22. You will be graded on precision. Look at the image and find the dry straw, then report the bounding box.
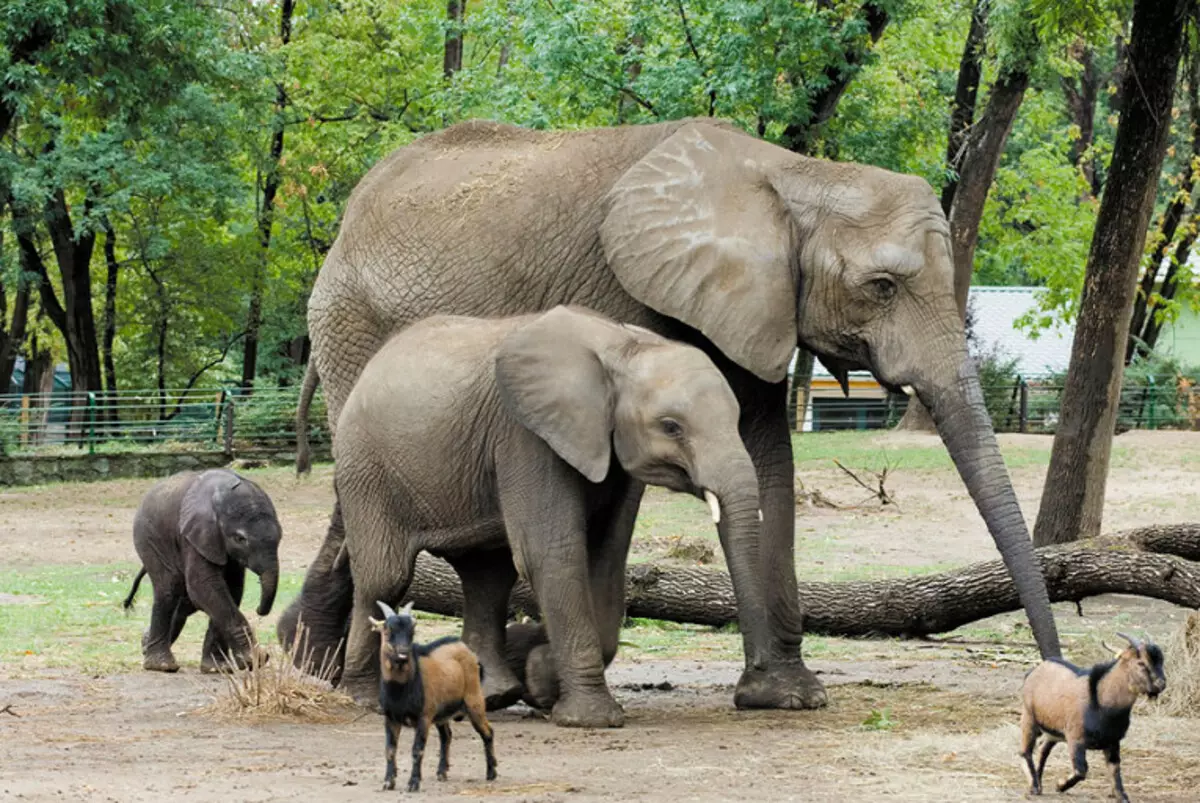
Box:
[1151,612,1200,717]
[196,620,358,724]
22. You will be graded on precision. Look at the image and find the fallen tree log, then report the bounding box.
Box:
[405,524,1200,638]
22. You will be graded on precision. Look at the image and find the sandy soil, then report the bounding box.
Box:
[2,430,1200,801]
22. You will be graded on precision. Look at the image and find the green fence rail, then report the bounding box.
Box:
[0,385,329,456]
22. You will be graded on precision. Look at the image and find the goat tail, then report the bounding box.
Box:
[123,567,147,610]
[295,359,319,475]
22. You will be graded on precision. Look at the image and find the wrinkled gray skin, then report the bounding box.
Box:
[127,469,281,673]
[284,117,1061,716]
[335,306,765,727]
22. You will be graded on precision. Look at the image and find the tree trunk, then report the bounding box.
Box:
[400,523,1200,637]
[781,3,889,155]
[1062,41,1101,198]
[1033,0,1190,548]
[100,217,119,425]
[1127,54,1200,364]
[443,0,464,79]
[939,0,988,215]
[787,349,814,430]
[43,190,102,398]
[147,267,169,421]
[900,65,1029,432]
[242,0,295,392]
[22,320,53,447]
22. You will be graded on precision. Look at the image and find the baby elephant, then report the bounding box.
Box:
[336,304,768,729]
[123,469,282,673]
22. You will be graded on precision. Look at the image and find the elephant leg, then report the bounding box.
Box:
[201,563,248,674]
[732,380,828,711]
[344,540,417,707]
[184,552,256,666]
[498,452,623,729]
[447,549,523,710]
[167,596,197,645]
[521,481,643,711]
[142,582,186,672]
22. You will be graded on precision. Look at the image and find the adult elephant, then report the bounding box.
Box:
[282,117,1062,712]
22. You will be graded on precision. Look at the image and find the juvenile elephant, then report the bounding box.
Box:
[335,306,766,727]
[123,469,281,673]
[284,117,1062,713]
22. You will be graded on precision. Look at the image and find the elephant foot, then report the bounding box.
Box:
[201,646,269,674]
[142,651,179,673]
[734,662,828,710]
[551,691,625,728]
[342,676,382,712]
[481,664,524,711]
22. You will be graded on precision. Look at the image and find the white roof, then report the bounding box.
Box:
[810,286,1074,380]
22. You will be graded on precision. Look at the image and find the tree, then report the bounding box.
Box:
[898,0,1034,431]
[1033,0,1192,547]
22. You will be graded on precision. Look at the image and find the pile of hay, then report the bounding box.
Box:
[1152,612,1200,717]
[197,626,358,724]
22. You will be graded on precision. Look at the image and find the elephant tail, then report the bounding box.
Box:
[123,567,147,610]
[296,360,319,475]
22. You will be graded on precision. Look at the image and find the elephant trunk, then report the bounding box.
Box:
[917,347,1061,659]
[698,450,770,671]
[255,564,279,617]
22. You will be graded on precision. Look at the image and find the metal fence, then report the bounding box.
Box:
[0,385,328,456]
[797,377,1200,433]
[0,376,1196,456]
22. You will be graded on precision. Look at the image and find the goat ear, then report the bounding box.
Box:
[369,617,386,633]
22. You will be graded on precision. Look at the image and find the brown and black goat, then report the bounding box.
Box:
[1019,632,1166,802]
[371,600,497,793]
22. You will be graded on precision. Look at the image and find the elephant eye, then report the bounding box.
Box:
[660,418,683,438]
[868,277,897,302]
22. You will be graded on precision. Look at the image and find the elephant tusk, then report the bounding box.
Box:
[704,490,721,525]
[902,384,915,397]
[757,509,764,522]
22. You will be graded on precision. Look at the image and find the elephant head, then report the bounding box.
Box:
[599,122,1060,659]
[182,470,282,617]
[494,305,770,667]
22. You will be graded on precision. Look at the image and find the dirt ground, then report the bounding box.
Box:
[2,430,1200,801]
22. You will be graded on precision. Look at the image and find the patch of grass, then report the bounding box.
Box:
[860,707,896,731]
[790,430,1052,472]
[0,564,307,675]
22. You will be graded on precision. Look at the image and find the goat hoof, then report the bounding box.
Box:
[734,664,828,710]
[486,768,497,782]
[436,772,448,782]
[142,653,179,673]
[406,779,420,792]
[551,693,624,728]
[382,779,395,791]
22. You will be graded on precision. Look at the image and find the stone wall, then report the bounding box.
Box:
[0,449,330,487]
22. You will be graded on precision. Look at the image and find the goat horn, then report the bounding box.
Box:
[400,601,414,617]
[1116,632,1141,649]
[376,600,397,619]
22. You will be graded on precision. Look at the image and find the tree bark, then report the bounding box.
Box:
[100,217,119,425]
[1127,54,1200,364]
[940,0,988,215]
[42,189,103,398]
[1034,0,1190,548]
[781,3,889,155]
[242,0,295,392]
[401,524,1200,637]
[1062,41,1101,198]
[899,64,1030,432]
[443,0,464,79]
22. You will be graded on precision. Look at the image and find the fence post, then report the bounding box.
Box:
[86,392,97,455]
[223,393,235,457]
[1147,376,1157,430]
[1018,379,1029,433]
[214,389,227,445]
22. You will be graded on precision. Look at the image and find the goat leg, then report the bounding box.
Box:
[408,716,429,792]
[382,720,400,791]
[1105,745,1129,803]
[436,722,452,781]
[1057,742,1088,793]
[1034,739,1057,794]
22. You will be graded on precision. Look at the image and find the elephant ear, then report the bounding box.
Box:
[600,122,798,383]
[495,307,623,484]
[180,474,233,566]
